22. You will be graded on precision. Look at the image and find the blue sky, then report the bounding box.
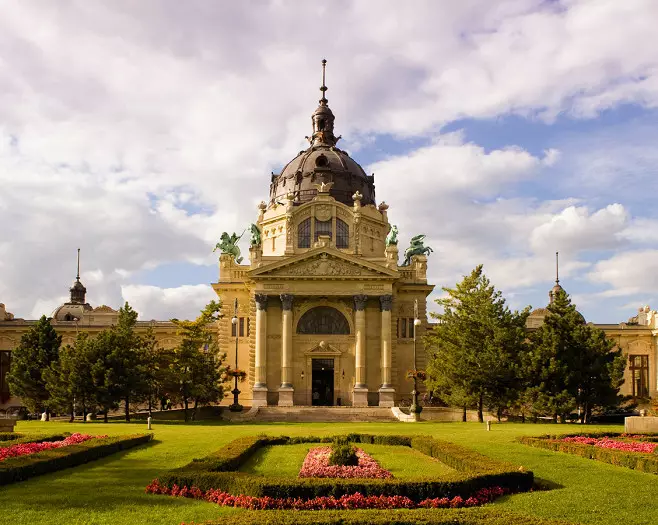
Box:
[1,1,657,322]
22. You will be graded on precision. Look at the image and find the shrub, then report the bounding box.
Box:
[187,508,578,525]
[329,444,359,466]
[0,433,152,485]
[0,433,70,447]
[519,434,658,474]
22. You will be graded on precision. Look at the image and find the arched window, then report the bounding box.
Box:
[297,307,350,334]
[315,220,332,241]
[336,219,349,248]
[298,218,311,248]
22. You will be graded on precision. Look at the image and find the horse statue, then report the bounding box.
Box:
[213,231,244,264]
[385,224,399,246]
[403,234,433,266]
[248,223,262,248]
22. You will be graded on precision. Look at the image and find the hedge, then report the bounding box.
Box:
[0,433,153,485]
[0,433,70,447]
[519,434,658,474]
[155,434,533,501]
[193,508,577,525]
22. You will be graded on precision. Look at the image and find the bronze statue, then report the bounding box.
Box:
[403,234,433,266]
[214,232,244,264]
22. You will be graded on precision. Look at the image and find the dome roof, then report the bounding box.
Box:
[269,59,375,207]
[53,303,91,322]
[271,145,375,207]
[530,307,549,316]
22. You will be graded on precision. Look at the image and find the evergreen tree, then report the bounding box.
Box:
[6,316,62,419]
[526,289,626,423]
[426,265,530,422]
[169,301,228,421]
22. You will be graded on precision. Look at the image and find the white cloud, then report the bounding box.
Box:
[121,284,217,321]
[587,250,658,296]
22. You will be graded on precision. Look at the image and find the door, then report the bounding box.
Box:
[311,358,334,406]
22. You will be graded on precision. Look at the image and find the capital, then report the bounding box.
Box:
[280,294,294,311]
[353,294,368,311]
[379,295,393,312]
[255,294,268,311]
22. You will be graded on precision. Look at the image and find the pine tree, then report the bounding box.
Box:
[169,301,228,421]
[6,316,62,419]
[426,265,530,422]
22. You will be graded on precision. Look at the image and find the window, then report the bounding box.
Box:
[314,220,332,241]
[0,351,10,404]
[297,307,350,334]
[239,317,245,337]
[298,218,311,248]
[231,321,237,337]
[336,219,349,248]
[397,318,415,339]
[232,317,250,338]
[630,355,649,398]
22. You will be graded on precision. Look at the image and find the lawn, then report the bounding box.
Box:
[0,420,655,525]
[239,442,455,478]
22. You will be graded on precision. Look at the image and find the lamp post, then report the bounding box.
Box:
[410,299,423,415]
[229,298,243,412]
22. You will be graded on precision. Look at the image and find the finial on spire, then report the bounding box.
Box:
[76,248,81,281]
[320,58,328,104]
[555,251,559,284]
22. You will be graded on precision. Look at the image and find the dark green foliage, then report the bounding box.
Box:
[6,316,62,416]
[200,508,578,525]
[154,434,533,501]
[328,443,358,466]
[519,434,658,474]
[0,433,69,447]
[524,289,627,423]
[0,433,152,485]
[426,266,530,422]
[0,433,20,442]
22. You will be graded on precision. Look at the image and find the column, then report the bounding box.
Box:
[378,295,395,407]
[353,294,368,407]
[253,293,268,406]
[278,294,294,406]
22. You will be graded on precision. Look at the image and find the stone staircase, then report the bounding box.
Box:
[248,406,399,423]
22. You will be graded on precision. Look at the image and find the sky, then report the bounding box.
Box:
[1,0,658,323]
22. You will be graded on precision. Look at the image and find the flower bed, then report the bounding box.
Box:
[146,478,507,510]
[559,436,658,454]
[0,433,152,485]
[0,433,103,461]
[519,433,658,474]
[299,447,392,479]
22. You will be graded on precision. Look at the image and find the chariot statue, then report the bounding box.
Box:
[249,223,262,248]
[214,231,244,264]
[385,225,399,246]
[403,234,433,266]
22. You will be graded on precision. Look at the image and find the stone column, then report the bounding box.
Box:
[353,294,368,407]
[253,293,268,406]
[278,294,294,406]
[378,295,395,407]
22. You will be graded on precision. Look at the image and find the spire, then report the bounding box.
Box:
[310,58,337,146]
[69,248,87,305]
[549,251,564,304]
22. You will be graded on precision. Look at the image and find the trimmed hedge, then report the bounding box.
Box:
[0,433,153,485]
[155,434,533,501]
[519,434,658,474]
[0,433,70,447]
[194,508,577,525]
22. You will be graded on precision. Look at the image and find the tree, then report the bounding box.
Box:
[169,301,228,421]
[526,289,626,423]
[7,316,62,419]
[426,265,530,422]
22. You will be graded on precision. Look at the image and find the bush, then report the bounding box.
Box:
[519,434,658,474]
[0,433,70,447]
[153,434,533,502]
[329,444,358,466]
[192,508,578,525]
[0,433,152,485]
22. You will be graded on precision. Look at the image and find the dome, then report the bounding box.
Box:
[530,307,549,316]
[269,60,376,207]
[270,145,375,207]
[53,303,91,322]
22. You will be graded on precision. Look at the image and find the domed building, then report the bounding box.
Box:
[213,62,434,407]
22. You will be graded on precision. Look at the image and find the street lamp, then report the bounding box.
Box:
[228,298,243,412]
[410,299,423,416]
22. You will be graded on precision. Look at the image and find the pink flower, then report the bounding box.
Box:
[298,447,393,479]
[0,433,104,462]
[560,436,657,454]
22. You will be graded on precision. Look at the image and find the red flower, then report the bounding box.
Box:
[0,433,104,462]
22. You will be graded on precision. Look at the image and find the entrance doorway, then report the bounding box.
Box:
[311,358,334,406]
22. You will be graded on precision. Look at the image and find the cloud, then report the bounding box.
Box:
[121,284,217,321]
[587,250,658,296]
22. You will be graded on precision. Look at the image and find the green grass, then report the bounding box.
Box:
[239,443,455,478]
[0,420,654,525]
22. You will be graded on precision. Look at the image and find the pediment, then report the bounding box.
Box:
[249,248,397,280]
[304,342,342,356]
